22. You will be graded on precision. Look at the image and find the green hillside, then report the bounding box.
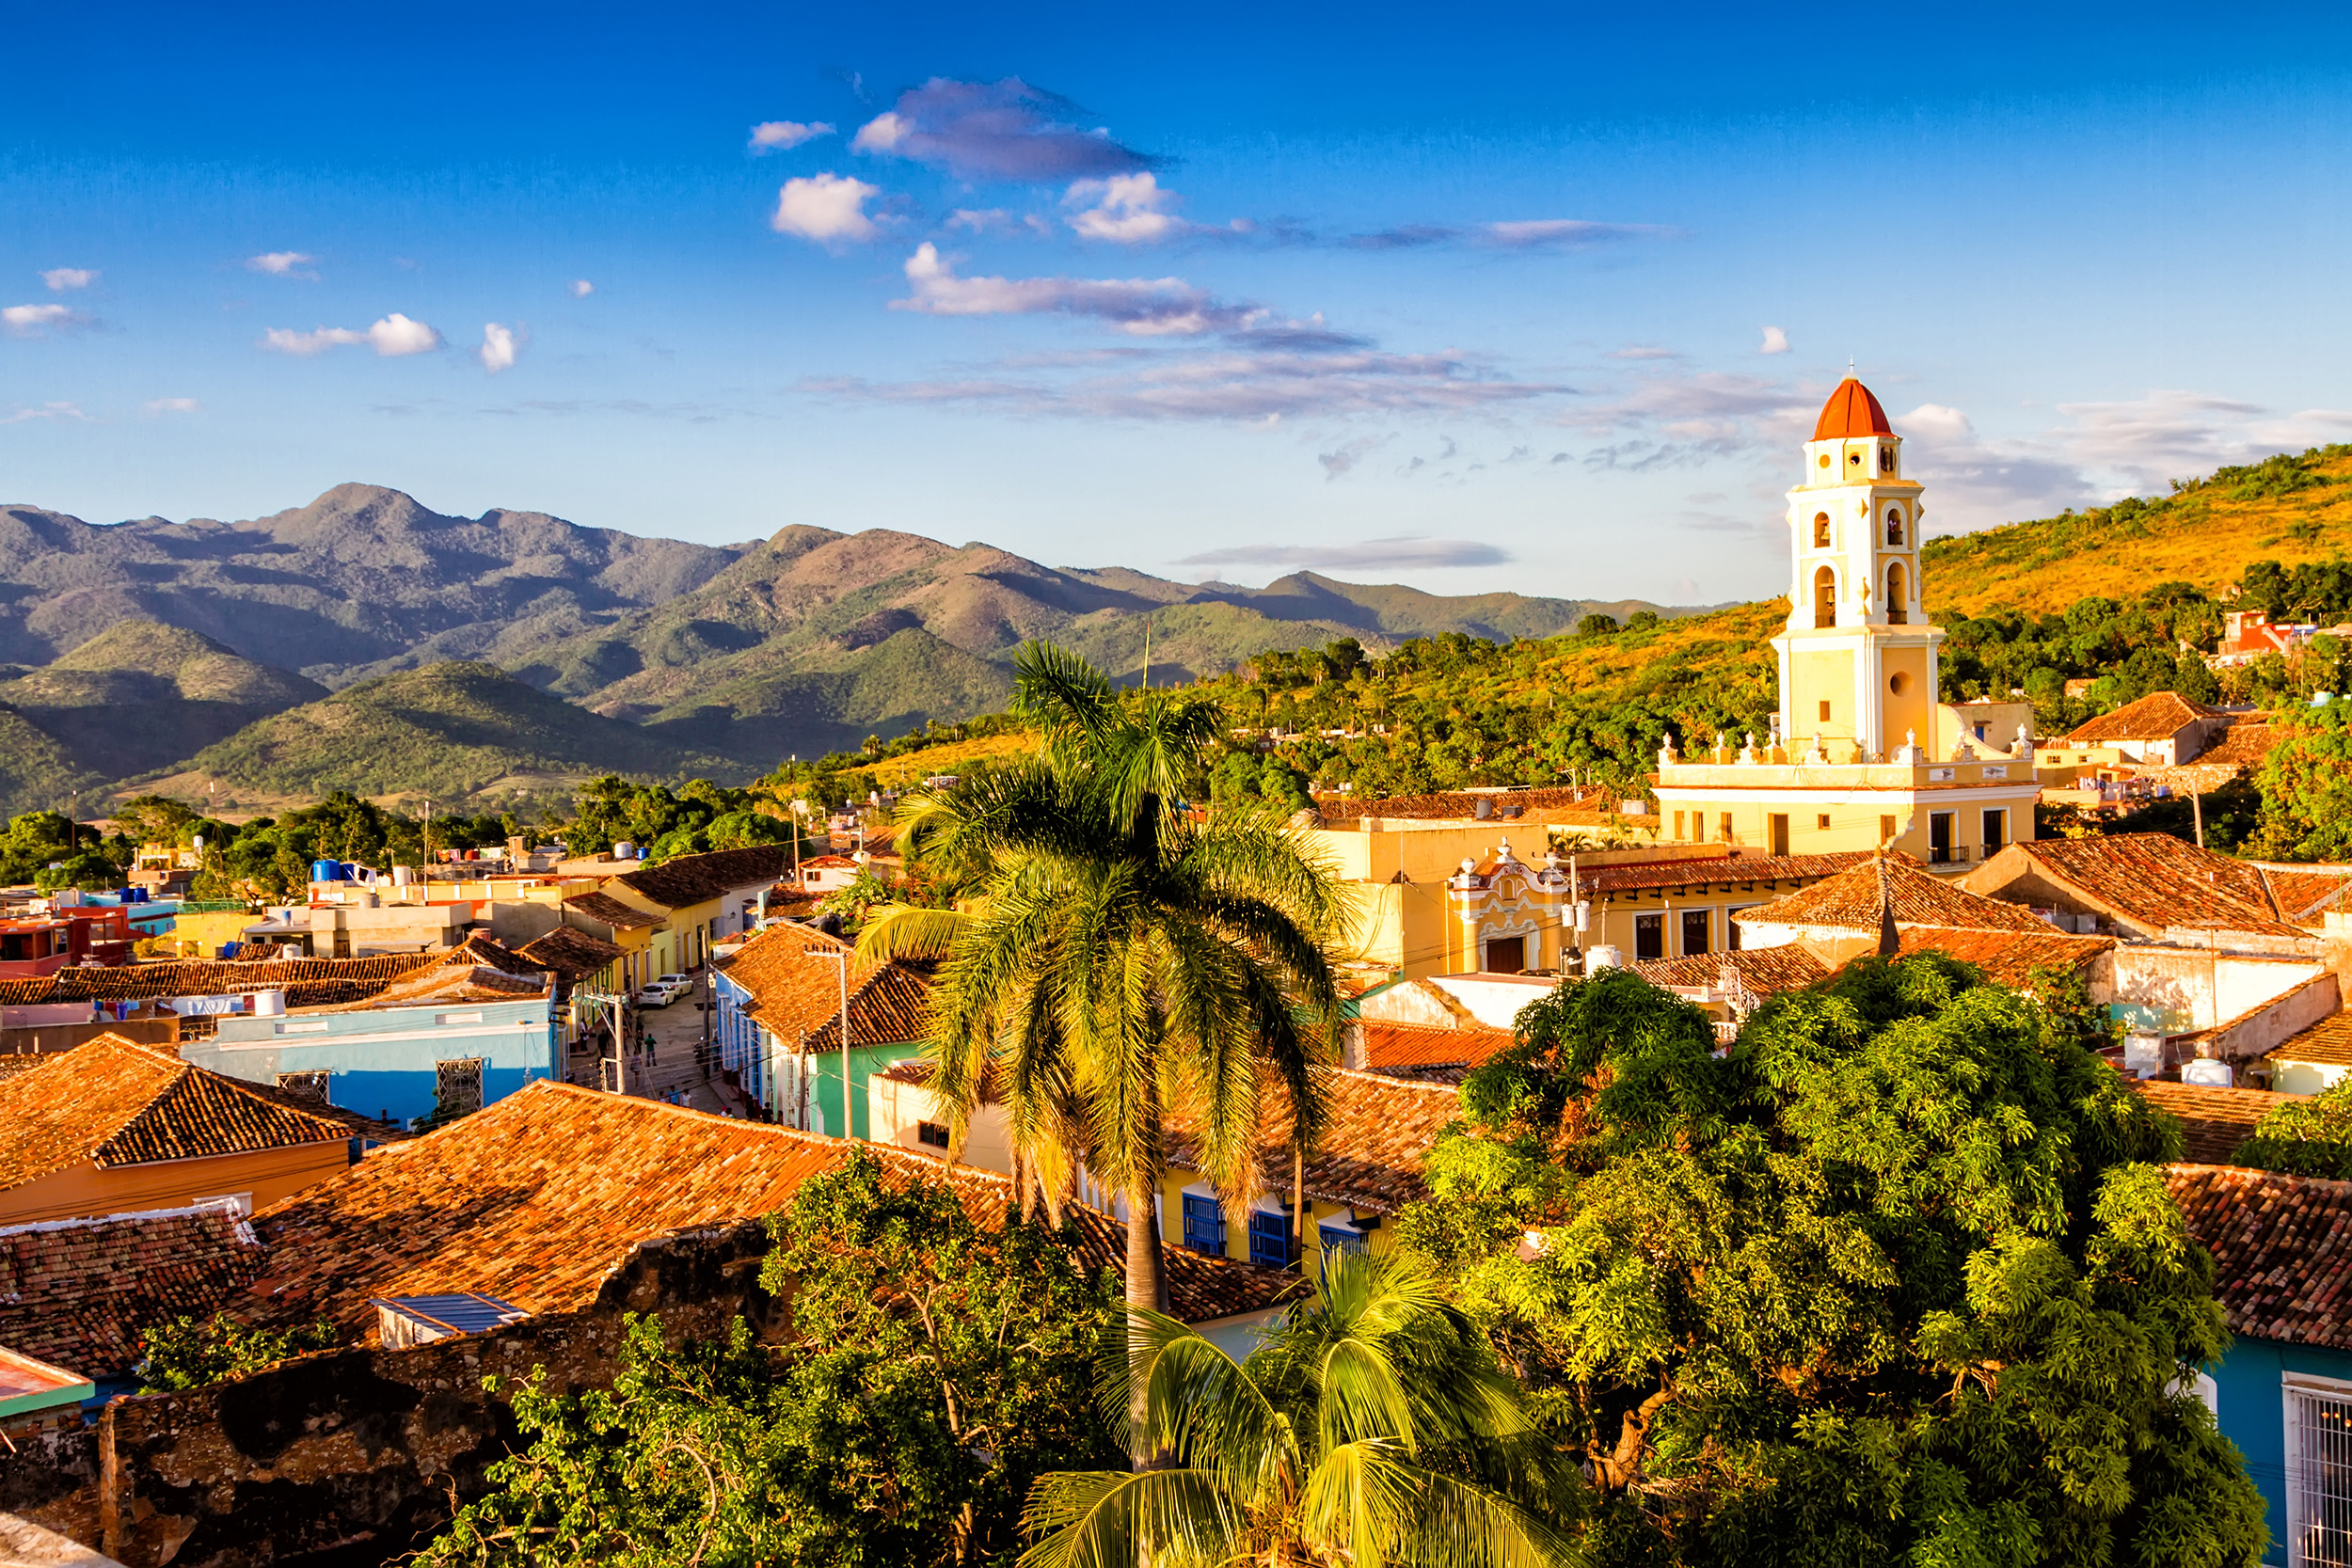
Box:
[0,708,103,819]
[0,620,327,779]
[146,661,743,801]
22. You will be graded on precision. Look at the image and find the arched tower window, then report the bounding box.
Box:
[1812,513,1831,548]
[1885,508,1904,546]
[1879,446,1896,474]
[1813,565,1836,629]
[1885,562,1907,625]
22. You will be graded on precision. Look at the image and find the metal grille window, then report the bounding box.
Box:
[435,1057,485,1117]
[1181,1194,1226,1256]
[916,1121,950,1149]
[1318,1224,1367,1256]
[275,1069,329,1103]
[2290,1376,2352,1567]
[1248,1210,1295,1269]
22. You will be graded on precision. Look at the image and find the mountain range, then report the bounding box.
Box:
[0,483,1673,813]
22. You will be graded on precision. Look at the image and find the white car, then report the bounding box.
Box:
[656,973,695,992]
[634,984,679,1008]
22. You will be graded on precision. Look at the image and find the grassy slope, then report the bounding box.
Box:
[0,708,103,818]
[0,619,331,781]
[151,661,744,800]
[1923,448,2352,618]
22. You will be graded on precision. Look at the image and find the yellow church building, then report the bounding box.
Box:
[1650,378,2042,871]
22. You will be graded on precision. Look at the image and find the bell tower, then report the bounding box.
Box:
[1772,377,1940,761]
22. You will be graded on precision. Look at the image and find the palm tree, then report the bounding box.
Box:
[865,642,1348,1322]
[1022,1248,1581,1567]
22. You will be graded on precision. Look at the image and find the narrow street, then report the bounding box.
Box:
[562,971,757,1117]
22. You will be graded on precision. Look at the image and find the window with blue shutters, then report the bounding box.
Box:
[1318,1224,1367,1256]
[1181,1193,1226,1255]
[1248,1209,1295,1269]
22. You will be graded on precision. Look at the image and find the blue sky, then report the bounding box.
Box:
[5,1,2351,605]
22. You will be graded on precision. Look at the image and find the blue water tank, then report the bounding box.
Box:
[123,887,149,904]
[310,860,345,882]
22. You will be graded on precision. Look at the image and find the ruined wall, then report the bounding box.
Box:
[9,1220,785,1568]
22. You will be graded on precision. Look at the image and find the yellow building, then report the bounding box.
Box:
[1652,378,2042,871]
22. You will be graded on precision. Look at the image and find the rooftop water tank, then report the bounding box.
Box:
[311,860,346,883]
[249,991,286,1018]
[613,841,636,861]
[1585,944,1624,973]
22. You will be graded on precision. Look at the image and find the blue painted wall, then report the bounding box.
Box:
[2210,1335,2352,1565]
[186,996,557,1128]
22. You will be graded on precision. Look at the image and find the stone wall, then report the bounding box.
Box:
[9,1219,784,1568]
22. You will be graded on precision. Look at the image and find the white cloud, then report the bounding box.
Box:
[1480,219,1664,247]
[367,313,441,356]
[479,322,518,373]
[946,208,1051,237]
[750,119,834,151]
[1316,434,1391,480]
[262,325,367,356]
[247,251,318,277]
[1758,325,1789,355]
[145,397,199,413]
[809,344,1570,422]
[771,173,882,243]
[570,278,595,297]
[1,401,87,424]
[40,268,96,292]
[3,303,87,335]
[1898,403,1973,442]
[1065,173,1182,244]
[1175,536,1510,572]
[261,313,442,357]
[850,110,911,155]
[893,243,1242,335]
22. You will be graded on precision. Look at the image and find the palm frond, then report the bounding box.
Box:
[853,904,969,961]
[1019,1467,1241,1568]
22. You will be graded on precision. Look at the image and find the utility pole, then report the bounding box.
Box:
[832,945,856,1143]
[2192,788,2205,849]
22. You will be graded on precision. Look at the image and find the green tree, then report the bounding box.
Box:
[2233,1078,2352,1178]
[875,643,1348,1340]
[1023,1248,1579,1568]
[420,1151,1116,1567]
[1393,959,2267,1567]
[2252,699,2352,860]
[138,1313,335,1391]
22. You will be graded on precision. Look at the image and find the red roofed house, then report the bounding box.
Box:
[794,853,863,895]
[711,921,932,1137]
[0,1035,385,1225]
[2166,1163,2352,1559]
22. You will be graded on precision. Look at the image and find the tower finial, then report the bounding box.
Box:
[1848,355,1856,376]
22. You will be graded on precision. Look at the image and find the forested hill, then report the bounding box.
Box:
[1924,445,2352,618]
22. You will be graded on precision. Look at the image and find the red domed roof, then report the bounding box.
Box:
[1813,378,1892,440]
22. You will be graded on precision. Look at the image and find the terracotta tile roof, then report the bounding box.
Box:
[562,891,659,931]
[2194,721,2282,770]
[2063,690,2219,745]
[2165,1163,2352,1350]
[715,922,932,1050]
[440,933,546,977]
[2264,1009,2352,1067]
[1356,1021,1514,1074]
[800,854,859,870]
[1632,944,1833,996]
[517,925,625,978]
[2255,865,2352,924]
[242,1081,1289,1334]
[0,1055,46,1080]
[0,1201,265,1378]
[1165,1068,1461,1216]
[0,1036,365,1189]
[1316,785,1616,825]
[613,846,792,911]
[1882,927,2115,987]
[1583,849,1879,896]
[0,955,432,1007]
[1996,833,2308,938]
[1738,855,2052,934]
[306,961,548,1012]
[2122,1081,2290,1164]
